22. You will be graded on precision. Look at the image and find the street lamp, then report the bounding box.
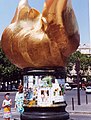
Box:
[76,58,81,105]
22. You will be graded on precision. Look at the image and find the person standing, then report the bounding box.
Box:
[2,93,12,120]
[15,85,24,114]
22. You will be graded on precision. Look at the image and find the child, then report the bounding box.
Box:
[2,93,12,120]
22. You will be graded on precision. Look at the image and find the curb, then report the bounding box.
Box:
[68,111,91,115]
[13,118,20,120]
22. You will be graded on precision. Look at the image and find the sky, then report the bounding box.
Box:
[0,0,89,45]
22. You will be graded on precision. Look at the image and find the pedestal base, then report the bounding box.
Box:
[21,67,69,120]
[20,102,69,120]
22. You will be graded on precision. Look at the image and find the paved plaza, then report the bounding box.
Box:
[0,108,20,120]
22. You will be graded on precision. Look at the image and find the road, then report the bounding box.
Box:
[65,89,91,120]
[0,89,90,108]
[70,114,91,120]
[65,89,91,105]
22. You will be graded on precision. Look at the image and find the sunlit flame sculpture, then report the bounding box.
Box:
[1,0,80,69]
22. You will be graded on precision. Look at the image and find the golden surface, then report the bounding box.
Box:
[1,0,80,69]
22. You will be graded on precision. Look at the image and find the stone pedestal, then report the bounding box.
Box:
[21,67,69,120]
[21,103,69,120]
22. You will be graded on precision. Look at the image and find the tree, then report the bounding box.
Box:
[0,45,21,82]
[67,51,91,70]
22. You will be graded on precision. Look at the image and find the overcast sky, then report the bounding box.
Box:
[0,0,89,44]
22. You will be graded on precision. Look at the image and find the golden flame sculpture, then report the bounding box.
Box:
[1,0,80,69]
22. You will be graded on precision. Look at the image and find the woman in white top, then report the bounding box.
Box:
[15,85,24,114]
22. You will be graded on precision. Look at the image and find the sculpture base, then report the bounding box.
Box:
[21,67,69,120]
[20,102,69,120]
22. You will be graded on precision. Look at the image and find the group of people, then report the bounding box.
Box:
[2,85,24,120]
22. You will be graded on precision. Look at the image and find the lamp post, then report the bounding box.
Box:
[76,58,81,105]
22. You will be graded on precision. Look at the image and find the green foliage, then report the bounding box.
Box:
[67,51,91,71]
[0,46,21,82]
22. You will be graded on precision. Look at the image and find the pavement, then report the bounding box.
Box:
[66,103,91,115]
[0,108,20,120]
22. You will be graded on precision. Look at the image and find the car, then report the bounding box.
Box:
[86,86,91,94]
[64,83,71,90]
